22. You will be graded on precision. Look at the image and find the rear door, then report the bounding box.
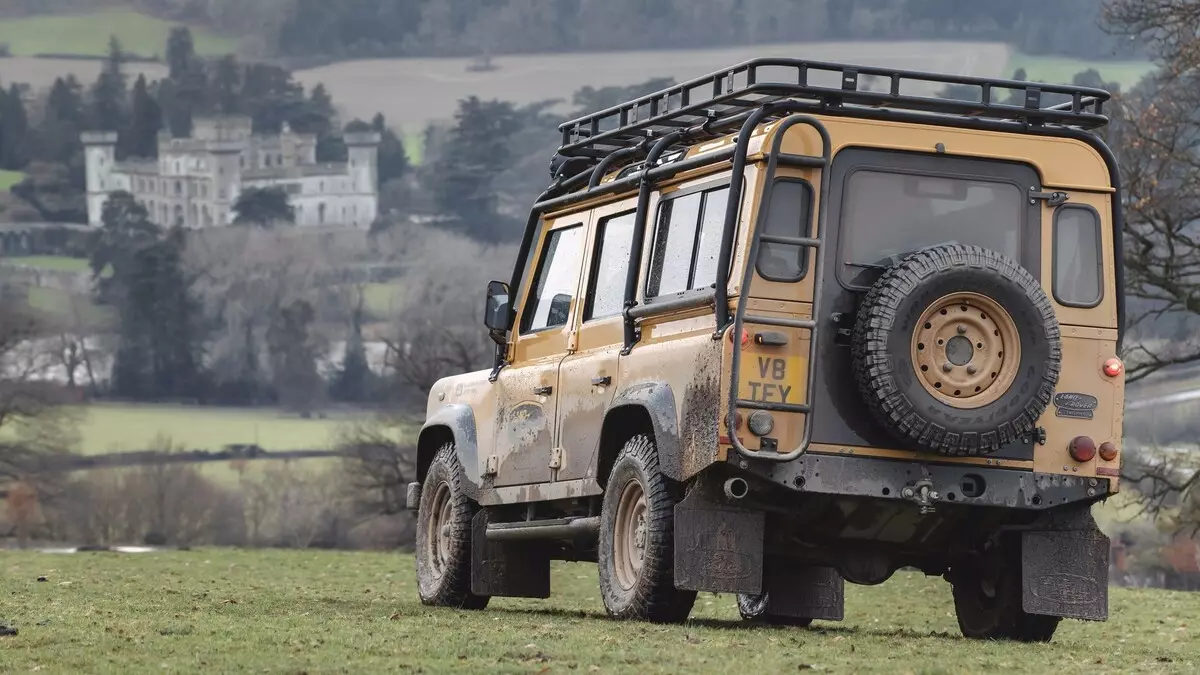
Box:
[810,148,1043,458]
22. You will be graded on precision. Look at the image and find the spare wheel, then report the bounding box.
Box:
[851,243,1061,456]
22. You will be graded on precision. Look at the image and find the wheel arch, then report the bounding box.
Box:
[418,404,481,498]
[600,382,685,484]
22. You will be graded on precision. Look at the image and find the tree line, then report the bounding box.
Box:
[266,0,1141,62]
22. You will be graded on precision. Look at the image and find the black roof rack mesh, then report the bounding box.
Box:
[556,58,1111,165]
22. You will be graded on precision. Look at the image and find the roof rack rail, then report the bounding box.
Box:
[556,57,1111,167]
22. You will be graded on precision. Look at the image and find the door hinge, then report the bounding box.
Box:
[567,330,578,353]
[549,447,564,470]
[485,455,498,476]
[1029,188,1069,207]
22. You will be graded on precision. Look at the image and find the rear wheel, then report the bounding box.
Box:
[415,443,489,610]
[950,554,1060,642]
[736,593,814,628]
[598,434,696,623]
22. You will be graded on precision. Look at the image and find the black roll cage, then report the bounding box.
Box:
[491,58,1124,382]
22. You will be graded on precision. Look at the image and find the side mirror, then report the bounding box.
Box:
[484,280,511,337]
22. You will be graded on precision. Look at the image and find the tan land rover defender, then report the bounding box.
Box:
[407,59,1125,642]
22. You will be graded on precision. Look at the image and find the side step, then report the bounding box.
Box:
[485,516,600,541]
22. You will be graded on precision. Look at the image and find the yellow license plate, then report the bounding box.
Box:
[738,354,805,406]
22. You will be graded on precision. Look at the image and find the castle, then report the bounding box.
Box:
[82,117,380,229]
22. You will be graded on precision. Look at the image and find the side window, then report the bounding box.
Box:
[585,211,636,320]
[647,185,730,298]
[1054,206,1103,307]
[521,226,585,333]
[757,179,813,282]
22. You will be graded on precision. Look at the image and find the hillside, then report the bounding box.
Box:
[0,8,236,58]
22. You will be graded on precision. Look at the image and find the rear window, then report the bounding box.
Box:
[840,170,1023,283]
[757,179,813,282]
[647,185,730,298]
[1054,206,1103,307]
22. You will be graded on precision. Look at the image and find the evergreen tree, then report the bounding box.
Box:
[37,77,87,165]
[212,55,243,115]
[90,36,129,134]
[127,75,163,158]
[0,83,30,170]
[166,27,198,82]
[233,187,296,227]
[371,113,410,185]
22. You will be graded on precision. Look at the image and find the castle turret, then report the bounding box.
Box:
[344,131,381,228]
[81,131,119,227]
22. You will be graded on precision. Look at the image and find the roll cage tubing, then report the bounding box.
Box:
[494,107,1126,391]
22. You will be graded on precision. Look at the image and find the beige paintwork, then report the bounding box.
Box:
[425,109,1124,505]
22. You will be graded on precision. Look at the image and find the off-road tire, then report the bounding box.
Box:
[736,593,815,627]
[852,243,1061,456]
[598,434,697,623]
[950,555,1061,642]
[415,443,489,610]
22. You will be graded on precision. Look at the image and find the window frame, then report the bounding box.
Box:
[643,176,742,303]
[519,223,586,336]
[755,177,816,283]
[583,208,637,323]
[1052,203,1105,309]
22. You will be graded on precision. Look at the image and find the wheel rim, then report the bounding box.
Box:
[425,481,453,579]
[911,292,1021,409]
[612,477,648,591]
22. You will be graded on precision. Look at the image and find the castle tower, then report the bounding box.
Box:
[81,131,119,227]
[344,131,381,195]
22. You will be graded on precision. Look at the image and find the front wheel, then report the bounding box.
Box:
[597,434,696,623]
[415,443,489,610]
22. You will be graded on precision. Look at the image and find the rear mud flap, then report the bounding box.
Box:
[1021,529,1109,621]
[470,511,551,598]
[764,563,845,622]
[673,487,764,594]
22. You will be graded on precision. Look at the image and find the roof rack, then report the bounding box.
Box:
[556,57,1111,166]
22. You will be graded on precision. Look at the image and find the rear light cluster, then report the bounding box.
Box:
[1068,436,1120,463]
[1103,357,1124,378]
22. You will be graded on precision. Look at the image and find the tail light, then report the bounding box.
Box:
[1102,358,1124,378]
[728,328,750,348]
[1099,442,1119,462]
[1069,436,1097,463]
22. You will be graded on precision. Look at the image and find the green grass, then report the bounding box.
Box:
[7,255,90,272]
[0,169,25,191]
[1008,52,1155,90]
[0,9,237,58]
[403,132,424,165]
[70,403,373,455]
[0,549,1196,673]
[362,282,402,320]
[25,286,113,328]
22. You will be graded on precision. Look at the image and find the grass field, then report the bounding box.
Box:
[8,255,91,272]
[69,403,373,455]
[25,286,113,327]
[1008,53,1154,89]
[0,169,25,191]
[0,549,1196,673]
[0,9,236,58]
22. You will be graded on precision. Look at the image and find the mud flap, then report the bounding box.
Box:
[1021,529,1109,621]
[673,487,764,594]
[470,511,551,598]
[762,562,845,622]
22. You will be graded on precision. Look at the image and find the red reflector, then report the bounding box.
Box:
[1099,442,1118,462]
[1069,436,1097,463]
[1102,358,1124,378]
[1096,466,1120,477]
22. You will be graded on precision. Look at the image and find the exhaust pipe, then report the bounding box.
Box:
[724,477,749,500]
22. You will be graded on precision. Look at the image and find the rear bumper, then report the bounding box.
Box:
[742,452,1109,511]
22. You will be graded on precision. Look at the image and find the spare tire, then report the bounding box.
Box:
[851,244,1061,456]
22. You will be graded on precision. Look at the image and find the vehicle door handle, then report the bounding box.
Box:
[591,376,612,386]
[534,385,553,396]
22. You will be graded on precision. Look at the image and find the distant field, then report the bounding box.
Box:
[0,169,25,191]
[8,255,90,272]
[0,9,236,58]
[1,548,1197,673]
[25,286,112,327]
[68,403,375,455]
[296,41,1012,141]
[1008,53,1154,89]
